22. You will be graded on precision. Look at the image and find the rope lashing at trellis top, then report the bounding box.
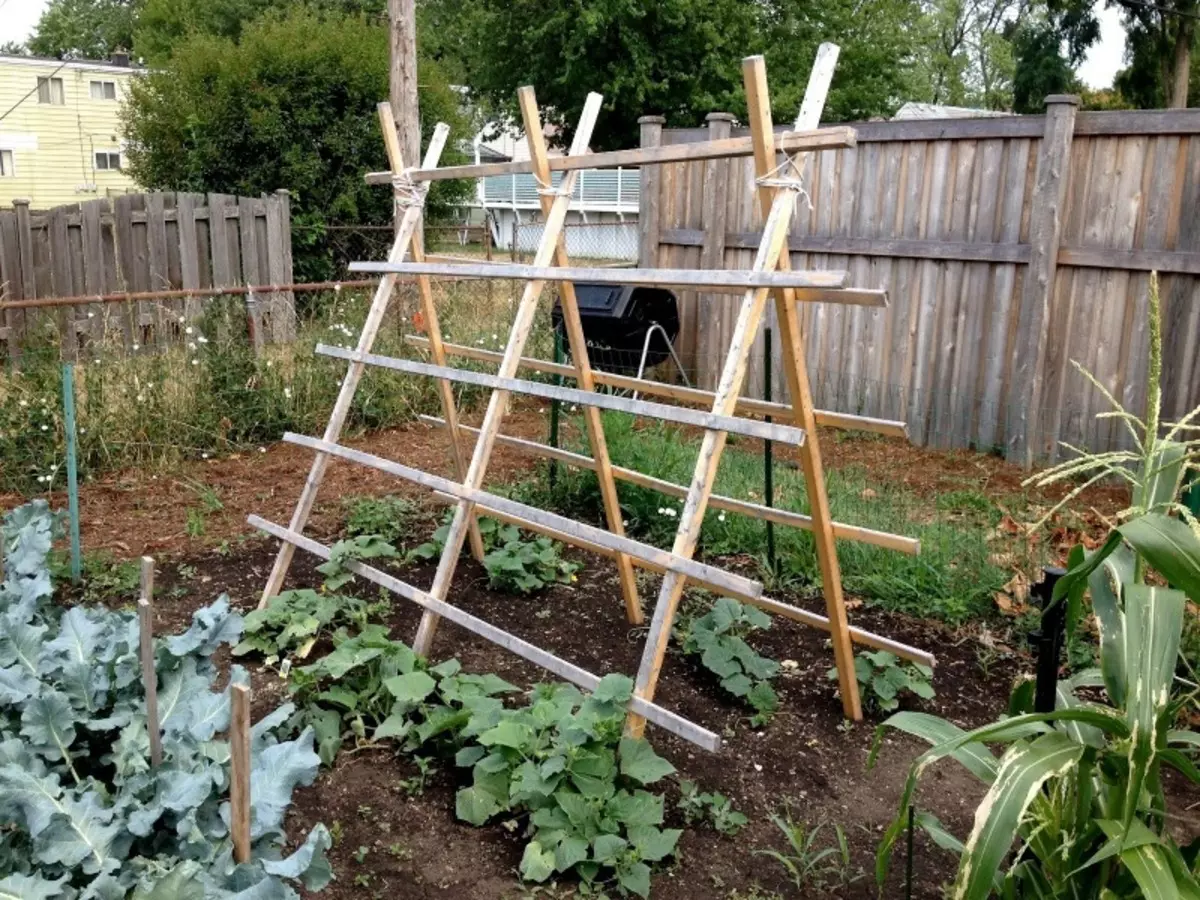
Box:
[249,42,934,752]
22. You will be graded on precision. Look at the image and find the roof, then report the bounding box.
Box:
[0,53,142,74]
[892,102,1013,120]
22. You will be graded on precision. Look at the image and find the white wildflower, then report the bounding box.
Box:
[18,400,27,407]
[185,326,194,335]
[202,452,209,459]
[283,387,292,399]
[87,312,95,319]
[136,394,145,403]
[40,425,48,432]
[188,342,197,351]
[717,512,726,522]
[259,447,266,454]
[197,336,209,344]
[178,316,186,323]
[191,359,199,366]
[131,343,140,351]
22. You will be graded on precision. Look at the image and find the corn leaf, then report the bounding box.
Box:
[1089,543,1133,707]
[953,732,1085,900]
[1119,514,1200,602]
[1097,820,1179,900]
[1121,585,1185,834]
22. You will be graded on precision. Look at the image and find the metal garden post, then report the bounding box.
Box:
[1031,566,1067,713]
[549,328,564,491]
[763,327,776,573]
[61,362,82,583]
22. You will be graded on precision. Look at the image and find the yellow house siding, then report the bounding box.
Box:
[0,55,141,210]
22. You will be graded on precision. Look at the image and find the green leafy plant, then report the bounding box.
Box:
[676,598,780,726]
[677,780,748,835]
[344,494,419,544]
[828,650,934,713]
[876,275,1200,900]
[289,625,518,765]
[483,535,581,594]
[407,512,519,562]
[0,500,331,898]
[454,675,681,897]
[234,588,388,662]
[753,806,860,893]
[316,534,399,591]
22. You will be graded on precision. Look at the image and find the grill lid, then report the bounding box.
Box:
[572,283,634,318]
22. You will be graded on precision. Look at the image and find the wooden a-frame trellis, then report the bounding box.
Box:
[250,46,935,751]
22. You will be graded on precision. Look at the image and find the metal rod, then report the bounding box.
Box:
[0,279,378,312]
[61,363,82,583]
[549,328,563,491]
[905,804,915,900]
[764,328,776,574]
[1032,566,1067,714]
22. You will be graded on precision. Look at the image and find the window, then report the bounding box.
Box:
[94,151,121,171]
[37,76,64,105]
[0,150,13,177]
[89,80,117,100]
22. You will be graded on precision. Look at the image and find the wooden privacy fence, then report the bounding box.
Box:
[0,190,295,358]
[640,100,1200,464]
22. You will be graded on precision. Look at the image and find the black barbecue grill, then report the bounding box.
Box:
[551,283,680,375]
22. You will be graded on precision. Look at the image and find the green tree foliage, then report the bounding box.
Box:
[1009,19,1079,113]
[436,0,762,150]
[27,0,142,60]
[122,6,468,281]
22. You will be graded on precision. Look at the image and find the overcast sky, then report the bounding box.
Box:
[0,0,1129,91]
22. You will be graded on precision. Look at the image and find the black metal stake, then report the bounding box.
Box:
[763,327,776,574]
[1031,566,1067,714]
[905,804,915,900]
[548,329,563,492]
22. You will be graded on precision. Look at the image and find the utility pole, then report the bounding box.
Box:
[389,0,420,230]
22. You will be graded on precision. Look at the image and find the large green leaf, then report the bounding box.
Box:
[953,732,1085,900]
[35,790,121,875]
[871,712,999,783]
[1119,514,1200,602]
[1089,543,1133,706]
[618,737,675,785]
[1141,440,1189,511]
[245,728,321,839]
[1121,584,1185,834]
[1096,820,1179,900]
[20,689,79,765]
[0,873,71,900]
[261,823,333,891]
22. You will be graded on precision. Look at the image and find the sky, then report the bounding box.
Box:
[0,0,1130,90]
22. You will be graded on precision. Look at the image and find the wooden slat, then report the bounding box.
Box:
[377,102,486,564]
[316,343,807,445]
[285,429,765,599]
[420,414,920,554]
[349,259,852,291]
[404,335,909,437]
[364,125,858,184]
[518,85,642,625]
[249,515,722,751]
[257,125,452,608]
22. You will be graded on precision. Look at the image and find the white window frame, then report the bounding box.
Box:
[37,76,65,105]
[89,80,117,101]
[0,150,14,177]
[94,150,122,172]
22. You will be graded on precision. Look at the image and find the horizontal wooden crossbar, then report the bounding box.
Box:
[248,515,722,750]
[422,488,934,668]
[363,125,858,184]
[348,261,855,293]
[283,431,764,600]
[315,344,807,446]
[404,336,910,439]
[419,414,920,555]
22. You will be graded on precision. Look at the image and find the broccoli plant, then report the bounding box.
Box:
[0,500,331,898]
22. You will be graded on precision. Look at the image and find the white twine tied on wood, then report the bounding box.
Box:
[391,168,427,211]
[532,172,573,199]
[755,144,814,215]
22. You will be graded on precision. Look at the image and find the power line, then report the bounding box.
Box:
[0,59,69,124]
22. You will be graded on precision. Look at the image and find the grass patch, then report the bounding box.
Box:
[511,411,1011,626]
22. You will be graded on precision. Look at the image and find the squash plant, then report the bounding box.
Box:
[874,274,1200,899]
[0,501,331,899]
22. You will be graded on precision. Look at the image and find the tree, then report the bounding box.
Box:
[1112,0,1199,107]
[123,6,468,280]
[1009,19,1079,112]
[27,0,142,59]
[760,0,928,123]
[436,0,762,150]
[0,42,28,56]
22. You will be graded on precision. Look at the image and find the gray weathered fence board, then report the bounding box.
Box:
[646,102,1200,463]
[0,190,293,356]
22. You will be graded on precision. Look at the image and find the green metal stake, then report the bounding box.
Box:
[763,328,776,575]
[61,362,82,583]
[548,328,563,491]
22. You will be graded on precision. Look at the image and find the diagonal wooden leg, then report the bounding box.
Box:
[626,188,799,736]
[259,123,451,608]
[412,94,605,656]
[742,51,862,720]
[518,86,642,625]
[378,103,486,563]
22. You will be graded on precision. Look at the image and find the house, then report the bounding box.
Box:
[0,52,141,209]
[465,121,639,261]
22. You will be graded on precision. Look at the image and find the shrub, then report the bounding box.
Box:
[828,650,934,713]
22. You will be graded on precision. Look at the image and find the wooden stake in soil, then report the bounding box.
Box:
[229,683,252,864]
[138,556,163,767]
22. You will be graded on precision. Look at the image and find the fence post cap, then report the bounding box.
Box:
[12,198,31,207]
[637,115,667,125]
[274,188,290,196]
[705,112,737,123]
[1044,94,1080,107]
